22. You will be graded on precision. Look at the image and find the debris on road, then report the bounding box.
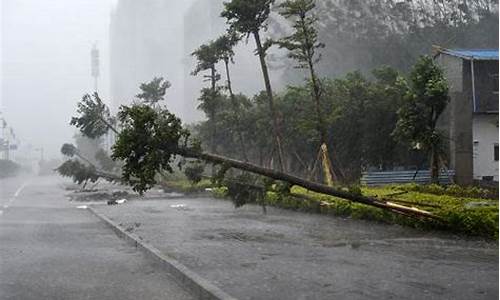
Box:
[108,199,127,205]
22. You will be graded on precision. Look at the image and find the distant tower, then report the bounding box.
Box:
[91,43,100,93]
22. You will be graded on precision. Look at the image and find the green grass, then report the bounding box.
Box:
[368,185,498,240]
[161,179,213,194]
[164,178,499,240]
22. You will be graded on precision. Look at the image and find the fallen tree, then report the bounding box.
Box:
[66,93,441,222]
[57,143,124,189]
[177,148,441,221]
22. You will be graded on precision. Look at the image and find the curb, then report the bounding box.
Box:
[87,206,237,300]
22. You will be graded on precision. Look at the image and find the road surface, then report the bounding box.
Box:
[95,196,499,300]
[0,175,194,300]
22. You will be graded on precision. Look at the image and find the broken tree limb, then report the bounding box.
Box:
[178,148,443,222]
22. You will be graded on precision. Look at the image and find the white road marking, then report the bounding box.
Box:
[0,182,29,216]
[14,183,28,198]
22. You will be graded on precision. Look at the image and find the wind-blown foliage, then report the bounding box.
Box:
[213,32,249,161]
[221,0,275,35]
[393,56,450,183]
[213,32,240,65]
[194,66,417,182]
[60,143,97,168]
[184,161,205,185]
[112,104,190,193]
[222,0,286,172]
[61,143,78,157]
[136,77,171,107]
[70,93,115,138]
[277,0,324,68]
[191,43,220,77]
[56,160,99,188]
[277,0,336,185]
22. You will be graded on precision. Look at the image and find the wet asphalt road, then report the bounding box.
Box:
[96,197,499,300]
[0,176,195,300]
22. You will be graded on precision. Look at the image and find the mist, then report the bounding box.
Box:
[1,0,117,160]
[1,0,286,162]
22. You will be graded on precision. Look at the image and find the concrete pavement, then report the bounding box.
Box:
[0,175,195,300]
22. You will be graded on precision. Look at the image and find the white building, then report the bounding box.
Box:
[436,48,499,184]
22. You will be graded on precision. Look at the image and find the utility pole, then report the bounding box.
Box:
[91,43,100,93]
[90,43,111,151]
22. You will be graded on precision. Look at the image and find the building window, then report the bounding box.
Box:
[492,74,499,94]
[494,144,499,161]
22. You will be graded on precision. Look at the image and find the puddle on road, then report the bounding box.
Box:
[170,204,194,211]
[196,229,288,244]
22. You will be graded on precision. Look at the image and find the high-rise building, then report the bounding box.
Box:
[109,0,188,117]
[182,0,226,123]
[109,0,285,123]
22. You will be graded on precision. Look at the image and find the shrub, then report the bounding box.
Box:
[0,160,20,178]
[184,162,205,185]
[398,183,497,199]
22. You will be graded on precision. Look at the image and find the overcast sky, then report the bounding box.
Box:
[1,0,115,159]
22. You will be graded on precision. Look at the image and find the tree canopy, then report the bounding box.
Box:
[136,77,171,106]
[393,56,450,182]
[112,104,190,193]
[70,93,115,138]
[221,0,275,35]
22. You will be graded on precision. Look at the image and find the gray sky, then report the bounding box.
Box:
[1,0,115,159]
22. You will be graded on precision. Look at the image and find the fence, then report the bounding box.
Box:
[360,170,455,186]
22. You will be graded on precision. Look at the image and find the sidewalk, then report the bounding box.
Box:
[93,196,499,300]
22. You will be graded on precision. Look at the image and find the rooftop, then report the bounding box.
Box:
[436,48,499,60]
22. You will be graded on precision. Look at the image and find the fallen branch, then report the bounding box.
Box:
[378,197,442,209]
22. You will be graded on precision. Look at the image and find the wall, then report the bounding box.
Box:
[473,114,499,181]
[437,53,474,185]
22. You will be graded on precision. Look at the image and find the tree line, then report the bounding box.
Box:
[191,0,452,183]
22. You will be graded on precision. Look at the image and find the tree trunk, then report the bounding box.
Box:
[253,31,286,172]
[309,61,335,185]
[430,145,440,184]
[300,13,336,186]
[224,59,249,162]
[209,65,218,176]
[210,65,218,155]
[178,148,440,221]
